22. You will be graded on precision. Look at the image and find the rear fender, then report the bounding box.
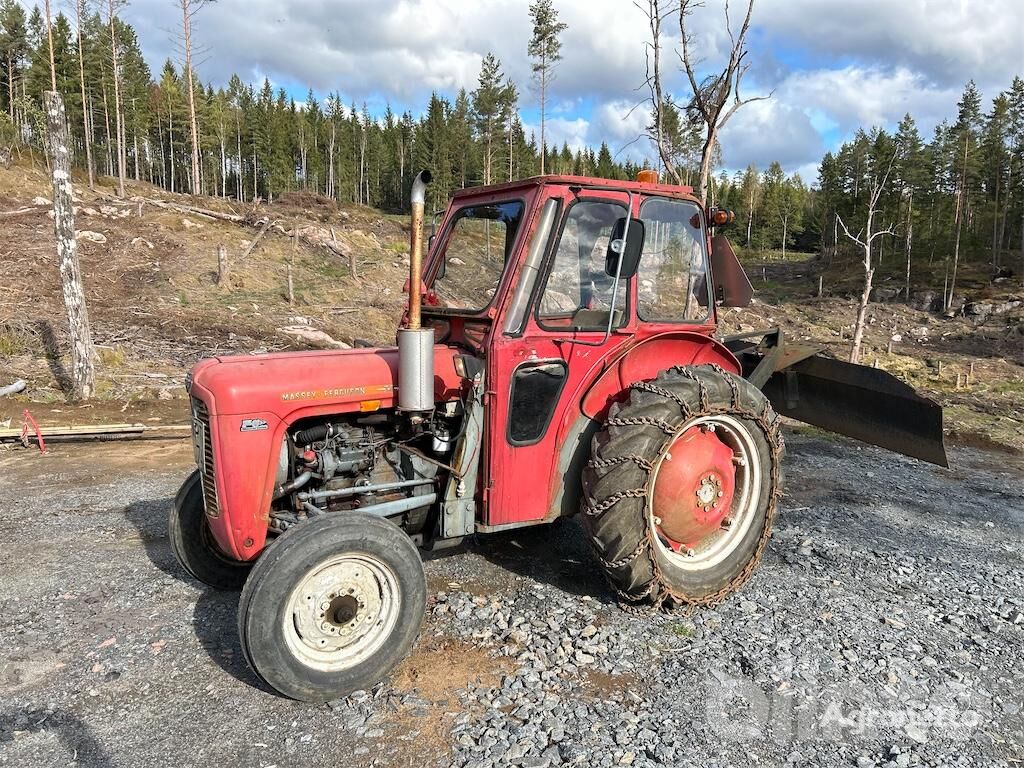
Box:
[580,332,741,420]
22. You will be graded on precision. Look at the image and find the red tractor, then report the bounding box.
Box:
[171,170,946,702]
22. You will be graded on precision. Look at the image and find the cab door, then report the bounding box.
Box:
[483,188,639,528]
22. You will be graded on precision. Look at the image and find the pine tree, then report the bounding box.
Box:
[527,0,566,174]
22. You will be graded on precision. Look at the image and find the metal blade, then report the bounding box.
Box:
[762,354,949,467]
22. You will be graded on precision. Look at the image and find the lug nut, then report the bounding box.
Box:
[733,456,746,467]
[717,490,724,497]
[653,516,662,525]
[685,548,696,558]
[721,517,733,529]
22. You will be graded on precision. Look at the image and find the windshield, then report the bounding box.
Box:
[429,200,525,312]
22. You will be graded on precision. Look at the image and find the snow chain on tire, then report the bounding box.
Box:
[581,364,784,613]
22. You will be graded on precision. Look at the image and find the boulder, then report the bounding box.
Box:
[909,290,939,312]
[76,230,107,244]
[870,286,901,302]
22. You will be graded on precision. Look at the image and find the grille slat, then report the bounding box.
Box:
[191,398,220,518]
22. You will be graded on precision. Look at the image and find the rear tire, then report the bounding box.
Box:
[237,512,426,702]
[168,470,252,590]
[582,365,783,609]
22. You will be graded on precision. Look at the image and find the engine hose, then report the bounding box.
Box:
[273,470,313,500]
[293,424,334,446]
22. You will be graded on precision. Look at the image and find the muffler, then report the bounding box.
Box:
[397,170,434,413]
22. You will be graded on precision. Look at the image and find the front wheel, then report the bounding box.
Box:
[168,470,252,590]
[582,365,783,609]
[237,511,426,702]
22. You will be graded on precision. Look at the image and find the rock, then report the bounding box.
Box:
[76,230,107,244]
[32,196,51,206]
[580,624,598,639]
[449,257,466,267]
[131,237,154,250]
[903,723,928,744]
[909,290,938,311]
[182,218,204,230]
[871,287,901,302]
[78,206,98,217]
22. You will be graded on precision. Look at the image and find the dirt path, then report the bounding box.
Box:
[0,432,1022,768]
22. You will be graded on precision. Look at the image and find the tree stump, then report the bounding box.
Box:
[217,245,229,287]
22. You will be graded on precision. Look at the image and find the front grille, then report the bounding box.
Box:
[191,398,220,518]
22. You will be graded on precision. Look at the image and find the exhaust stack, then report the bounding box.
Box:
[397,170,434,413]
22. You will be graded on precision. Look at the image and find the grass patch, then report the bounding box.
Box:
[671,623,695,638]
[0,329,29,356]
[97,346,127,367]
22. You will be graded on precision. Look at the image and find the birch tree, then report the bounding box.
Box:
[678,0,771,202]
[837,147,899,365]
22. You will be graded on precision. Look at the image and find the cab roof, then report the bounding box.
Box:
[450,174,701,205]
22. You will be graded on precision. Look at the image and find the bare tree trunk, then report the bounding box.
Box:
[947,135,969,311]
[108,0,126,196]
[45,92,95,400]
[44,0,57,91]
[839,152,898,364]
[849,238,874,364]
[5,58,13,119]
[179,0,202,195]
[168,100,175,192]
[102,85,114,176]
[235,112,242,201]
[904,189,913,301]
[991,168,1000,268]
[75,1,95,190]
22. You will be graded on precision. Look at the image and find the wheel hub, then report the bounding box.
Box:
[652,425,737,549]
[290,558,390,657]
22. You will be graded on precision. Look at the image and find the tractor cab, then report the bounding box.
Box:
[411,174,747,529]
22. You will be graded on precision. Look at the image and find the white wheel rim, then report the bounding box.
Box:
[648,414,763,572]
[283,553,401,672]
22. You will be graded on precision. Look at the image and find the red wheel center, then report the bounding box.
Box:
[651,425,737,551]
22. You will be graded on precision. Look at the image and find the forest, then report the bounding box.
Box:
[1,0,1022,287]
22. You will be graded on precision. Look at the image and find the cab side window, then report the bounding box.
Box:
[538,200,628,331]
[638,198,709,322]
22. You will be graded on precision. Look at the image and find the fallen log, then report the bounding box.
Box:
[240,217,274,259]
[0,379,27,397]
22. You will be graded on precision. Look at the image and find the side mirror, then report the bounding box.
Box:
[605,217,645,279]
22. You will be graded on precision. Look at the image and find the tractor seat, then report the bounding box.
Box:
[571,308,623,331]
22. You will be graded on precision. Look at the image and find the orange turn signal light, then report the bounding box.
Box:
[359,399,382,412]
[710,208,735,226]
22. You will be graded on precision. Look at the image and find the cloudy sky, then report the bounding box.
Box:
[121,0,1023,184]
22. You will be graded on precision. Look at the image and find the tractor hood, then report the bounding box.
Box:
[187,345,463,417]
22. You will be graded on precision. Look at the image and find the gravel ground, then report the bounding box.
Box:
[1,431,1022,768]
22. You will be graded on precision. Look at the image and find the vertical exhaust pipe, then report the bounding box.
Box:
[398,170,434,413]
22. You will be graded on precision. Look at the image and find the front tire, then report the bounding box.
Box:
[237,512,426,702]
[582,365,783,609]
[168,470,252,590]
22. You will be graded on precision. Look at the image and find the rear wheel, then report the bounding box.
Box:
[168,470,252,590]
[237,511,426,702]
[582,365,783,608]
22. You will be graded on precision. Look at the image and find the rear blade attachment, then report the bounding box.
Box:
[726,329,949,467]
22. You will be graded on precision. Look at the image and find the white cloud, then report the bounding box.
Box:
[120,0,1020,182]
